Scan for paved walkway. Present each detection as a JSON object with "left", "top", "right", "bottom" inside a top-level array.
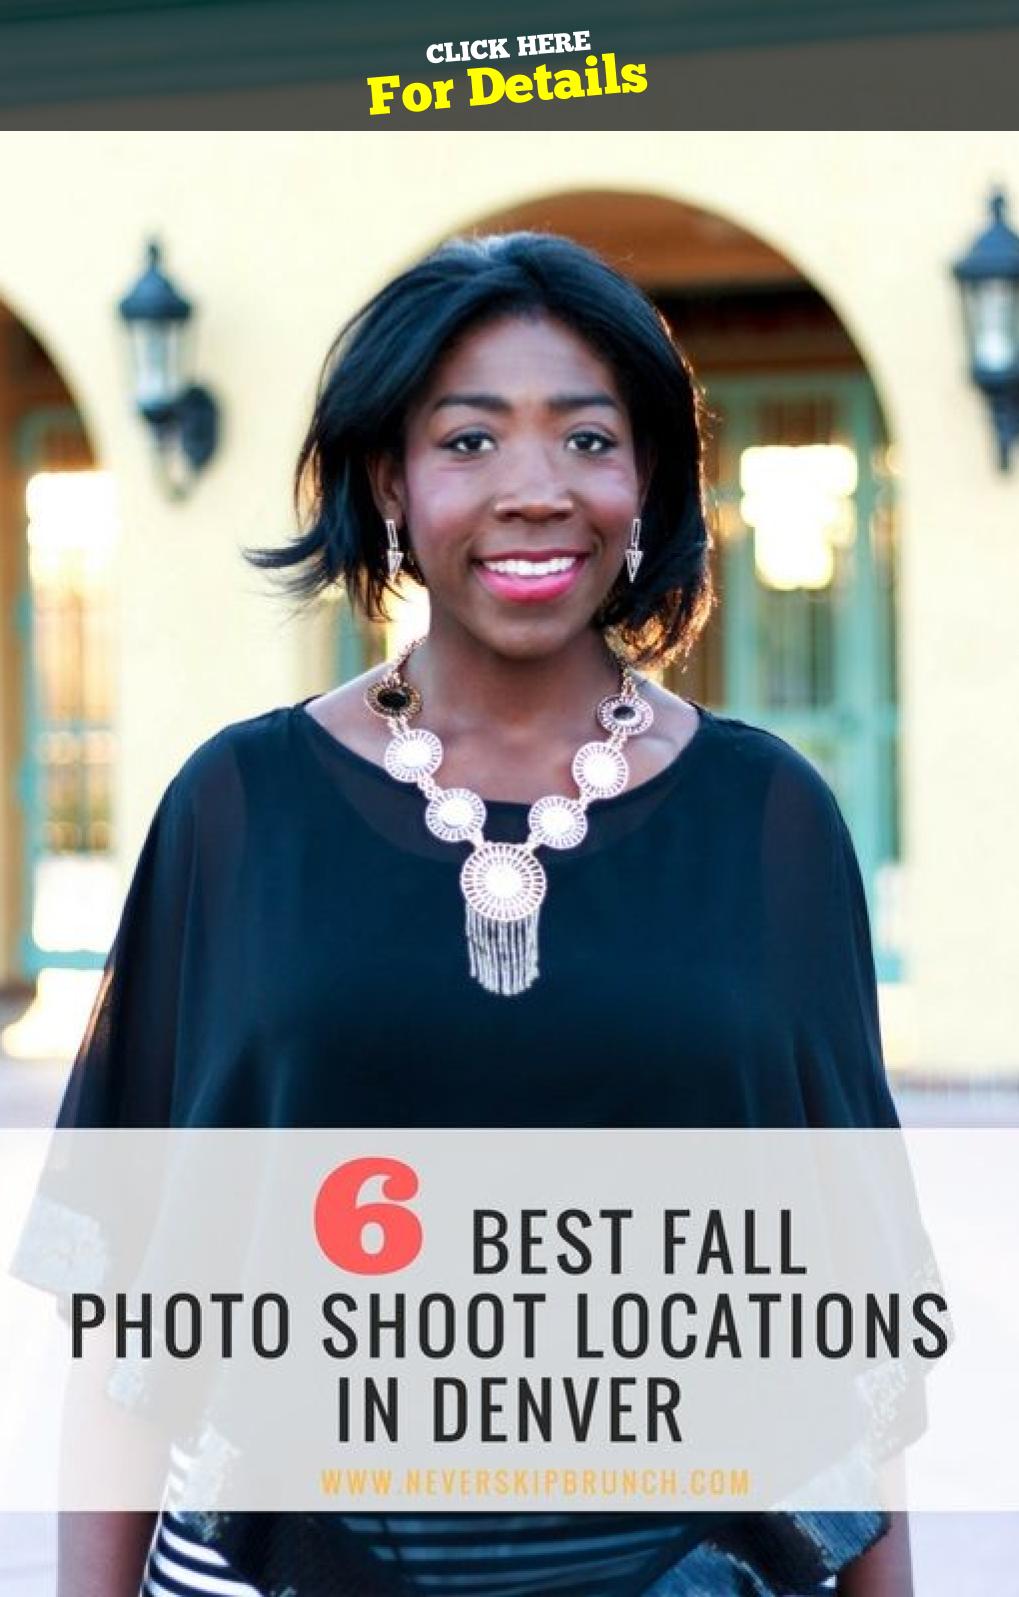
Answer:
[{"left": 2, "top": 1047, "right": 1017, "bottom": 1592}]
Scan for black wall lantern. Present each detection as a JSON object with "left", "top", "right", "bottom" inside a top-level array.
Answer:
[
  {"left": 118, "top": 240, "right": 220, "bottom": 498},
  {"left": 952, "top": 189, "right": 1019, "bottom": 472}
]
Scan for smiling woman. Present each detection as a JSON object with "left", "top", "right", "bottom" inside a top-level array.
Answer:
[{"left": 54, "top": 233, "right": 914, "bottom": 1597}]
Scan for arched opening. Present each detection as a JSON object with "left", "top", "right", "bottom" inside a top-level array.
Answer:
[
  {"left": 335, "top": 191, "right": 902, "bottom": 980},
  {"left": 0, "top": 302, "right": 116, "bottom": 1056}
]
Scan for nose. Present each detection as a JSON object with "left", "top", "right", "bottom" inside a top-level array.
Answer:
[{"left": 492, "top": 448, "right": 574, "bottom": 522}]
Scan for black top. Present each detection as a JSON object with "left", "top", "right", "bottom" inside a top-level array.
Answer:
[
  {"left": 61, "top": 698, "right": 897, "bottom": 1135},
  {"left": 56, "top": 695, "right": 899, "bottom": 1596}
]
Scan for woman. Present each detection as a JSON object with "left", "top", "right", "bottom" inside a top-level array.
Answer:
[{"left": 56, "top": 232, "right": 914, "bottom": 1594}]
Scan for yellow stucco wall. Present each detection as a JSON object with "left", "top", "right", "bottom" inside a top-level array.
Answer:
[{"left": 0, "top": 130, "right": 1016, "bottom": 1074}]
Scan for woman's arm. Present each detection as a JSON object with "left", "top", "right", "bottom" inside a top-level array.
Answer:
[
  {"left": 55, "top": 1319, "right": 166, "bottom": 1597},
  {"left": 837, "top": 1511, "right": 913, "bottom": 1596},
  {"left": 57, "top": 1512, "right": 157, "bottom": 1597}
]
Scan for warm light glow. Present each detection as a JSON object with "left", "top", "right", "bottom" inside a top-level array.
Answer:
[
  {"left": 23, "top": 469, "right": 118, "bottom": 968},
  {"left": 25, "top": 471, "right": 118, "bottom": 590},
  {"left": 882, "top": 443, "right": 903, "bottom": 478},
  {"left": 31, "top": 855, "right": 119, "bottom": 953},
  {"left": 713, "top": 500, "right": 746, "bottom": 543},
  {"left": 0, "top": 968, "right": 101, "bottom": 1063},
  {"left": 740, "top": 444, "right": 858, "bottom": 591},
  {"left": 386, "top": 579, "right": 431, "bottom": 656}
]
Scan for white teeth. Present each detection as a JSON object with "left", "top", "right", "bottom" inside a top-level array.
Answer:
[{"left": 482, "top": 556, "right": 579, "bottom": 577}]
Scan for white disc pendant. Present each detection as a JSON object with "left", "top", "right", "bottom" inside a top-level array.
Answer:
[
  {"left": 425, "top": 786, "right": 486, "bottom": 843},
  {"left": 460, "top": 843, "right": 547, "bottom": 923},
  {"left": 597, "top": 692, "right": 654, "bottom": 737},
  {"left": 572, "top": 741, "right": 629, "bottom": 799},
  {"left": 384, "top": 729, "right": 443, "bottom": 783},
  {"left": 527, "top": 794, "right": 588, "bottom": 850}
]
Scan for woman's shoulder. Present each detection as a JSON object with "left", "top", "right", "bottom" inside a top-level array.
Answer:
[
  {"left": 701, "top": 702, "right": 827, "bottom": 767},
  {"left": 163, "top": 702, "right": 297, "bottom": 814},
  {"left": 684, "top": 697, "right": 843, "bottom": 825}
]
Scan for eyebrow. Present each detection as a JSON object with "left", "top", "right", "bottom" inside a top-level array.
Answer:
[{"left": 430, "top": 391, "right": 621, "bottom": 415}]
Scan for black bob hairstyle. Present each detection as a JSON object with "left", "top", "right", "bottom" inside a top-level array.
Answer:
[{"left": 247, "top": 231, "right": 714, "bottom": 669}]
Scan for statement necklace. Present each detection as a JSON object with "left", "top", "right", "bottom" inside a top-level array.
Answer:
[{"left": 364, "top": 635, "right": 654, "bottom": 997}]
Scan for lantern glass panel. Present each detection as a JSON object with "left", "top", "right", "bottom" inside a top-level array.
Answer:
[
  {"left": 128, "top": 320, "right": 188, "bottom": 416},
  {"left": 962, "top": 276, "right": 1019, "bottom": 376}
]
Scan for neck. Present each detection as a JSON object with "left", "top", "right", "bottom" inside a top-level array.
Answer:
[{"left": 401, "top": 620, "right": 623, "bottom": 741}]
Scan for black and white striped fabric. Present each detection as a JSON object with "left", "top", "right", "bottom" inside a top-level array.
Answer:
[
  {"left": 141, "top": 1447, "right": 697, "bottom": 1597},
  {"left": 143, "top": 1510, "right": 262, "bottom": 1597},
  {"left": 143, "top": 1508, "right": 697, "bottom": 1597},
  {"left": 143, "top": 1445, "right": 262, "bottom": 1596}
]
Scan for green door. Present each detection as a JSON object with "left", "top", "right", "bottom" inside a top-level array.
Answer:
[
  {"left": 690, "top": 372, "right": 901, "bottom": 979},
  {"left": 15, "top": 408, "right": 115, "bottom": 976}
]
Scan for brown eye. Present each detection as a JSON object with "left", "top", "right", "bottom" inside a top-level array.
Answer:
[
  {"left": 445, "top": 431, "right": 495, "bottom": 455},
  {"left": 568, "top": 431, "right": 615, "bottom": 455}
]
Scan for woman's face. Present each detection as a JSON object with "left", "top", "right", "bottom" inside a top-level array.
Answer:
[{"left": 372, "top": 313, "right": 644, "bottom": 660}]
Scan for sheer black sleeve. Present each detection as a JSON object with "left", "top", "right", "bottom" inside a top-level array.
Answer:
[
  {"left": 10, "top": 774, "right": 198, "bottom": 1316},
  {"left": 57, "top": 772, "right": 197, "bottom": 1131},
  {"left": 760, "top": 745, "right": 898, "bottom": 1130}
]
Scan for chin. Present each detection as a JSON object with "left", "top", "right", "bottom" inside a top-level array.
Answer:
[{"left": 472, "top": 616, "right": 598, "bottom": 663}]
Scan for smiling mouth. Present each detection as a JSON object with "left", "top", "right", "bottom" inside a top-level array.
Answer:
[
  {"left": 472, "top": 553, "right": 590, "bottom": 605},
  {"left": 477, "top": 554, "right": 585, "bottom": 578}
]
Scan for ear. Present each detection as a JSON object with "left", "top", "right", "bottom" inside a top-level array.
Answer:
[{"left": 365, "top": 450, "right": 408, "bottom": 529}]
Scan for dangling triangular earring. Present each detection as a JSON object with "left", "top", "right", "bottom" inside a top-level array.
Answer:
[
  {"left": 626, "top": 517, "right": 643, "bottom": 582},
  {"left": 385, "top": 518, "right": 403, "bottom": 580}
]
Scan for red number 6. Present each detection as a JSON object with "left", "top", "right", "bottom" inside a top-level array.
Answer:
[{"left": 314, "top": 1156, "right": 422, "bottom": 1274}]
